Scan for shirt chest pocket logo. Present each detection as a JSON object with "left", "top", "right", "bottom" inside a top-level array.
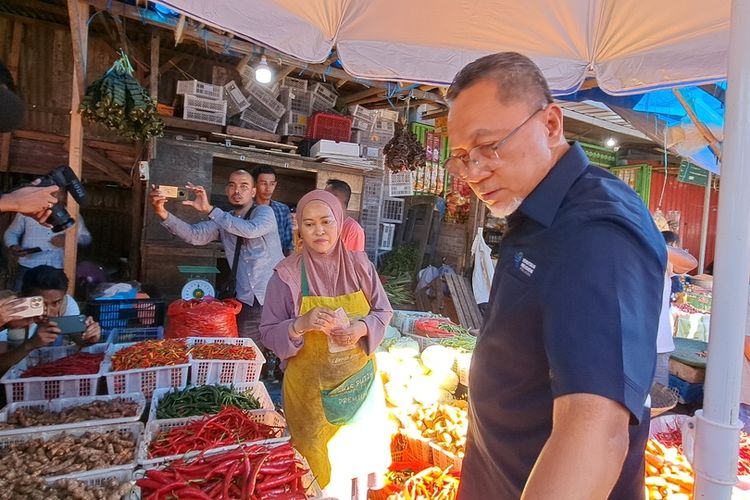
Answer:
[{"left": 513, "top": 252, "right": 537, "bottom": 278}]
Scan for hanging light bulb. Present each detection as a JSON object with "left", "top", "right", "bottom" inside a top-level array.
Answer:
[
  {"left": 255, "top": 55, "right": 272, "bottom": 84},
  {"left": 605, "top": 137, "right": 617, "bottom": 148}
]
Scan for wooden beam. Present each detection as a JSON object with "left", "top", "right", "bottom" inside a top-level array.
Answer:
[
  {"left": 62, "top": 141, "right": 132, "bottom": 186},
  {"left": 580, "top": 78, "right": 599, "bottom": 91},
  {"left": 341, "top": 87, "right": 383, "bottom": 105},
  {"left": 174, "top": 14, "right": 187, "bottom": 46},
  {"left": 86, "top": 0, "right": 447, "bottom": 104},
  {"left": 67, "top": 0, "right": 89, "bottom": 99},
  {"left": 672, "top": 88, "right": 722, "bottom": 160},
  {"left": 65, "top": 0, "right": 89, "bottom": 293},
  {"left": 1, "top": 22, "right": 23, "bottom": 172}
]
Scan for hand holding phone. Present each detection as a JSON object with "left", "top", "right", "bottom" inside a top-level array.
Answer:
[
  {"left": 15, "top": 296, "right": 45, "bottom": 319},
  {"left": 47, "top": 315, "right": 87, "bottom": 335}
]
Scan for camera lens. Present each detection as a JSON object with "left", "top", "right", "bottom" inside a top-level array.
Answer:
[{"left": 47, "top": 204, "right": 75, "bottom": 233}]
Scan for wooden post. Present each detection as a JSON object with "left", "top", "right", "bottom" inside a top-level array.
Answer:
[
  {"left": 64, "top": 0, "right": 89, "bottom": 293},
  {"left": 673, "top": 88, "right": 723, "bottom": 160},
  {"left": 0, "top": 22, "right": 24, "bottom": 172}
]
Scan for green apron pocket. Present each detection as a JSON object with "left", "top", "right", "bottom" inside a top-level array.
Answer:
[{"left": 319, "top": 359, "right": 375, "bottom": 425}]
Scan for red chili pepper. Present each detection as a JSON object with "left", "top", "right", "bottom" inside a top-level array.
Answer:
[
  {"left": 190, "top": 343, "right": 258, "bottom": 361},
  {"left": 111, "top": 339, "right": 187, "bottom": 371},
  {"left": 21, "top": 352, "right": 104, "bottom": 378}
]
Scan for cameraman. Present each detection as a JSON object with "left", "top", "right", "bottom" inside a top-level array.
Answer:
[{"left": 0, "top": 60, "right": 61, "bottom": 222}]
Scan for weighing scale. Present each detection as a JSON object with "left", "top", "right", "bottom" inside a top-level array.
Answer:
[{"left": 178, "top": 265, "right": 221, "bottom": 300}]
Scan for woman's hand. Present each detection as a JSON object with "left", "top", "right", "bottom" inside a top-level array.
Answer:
[
  {"left": 329, "top": 320, "right": 368, "bottom": 348},
  {"left": 29, "top": 321, "right": 61, "bottom": 349},
  {"left": 295, "top": 307, "right": 338, "bottom": 334},
  {"left": 81, "top": 317, "right": 101, "bottom": 344}
]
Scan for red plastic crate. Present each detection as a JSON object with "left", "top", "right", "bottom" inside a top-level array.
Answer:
[{"left": 306, "top": 112, "right": 353, "bottom": 142}]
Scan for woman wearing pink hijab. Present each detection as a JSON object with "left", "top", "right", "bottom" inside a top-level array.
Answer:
[{"left": 260, "top": 190, "right": 392, "bottom": 499}]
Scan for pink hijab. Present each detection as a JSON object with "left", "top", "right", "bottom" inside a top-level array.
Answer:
[{"left": 275, "top": 190, "right": 377, "bottom": 310}]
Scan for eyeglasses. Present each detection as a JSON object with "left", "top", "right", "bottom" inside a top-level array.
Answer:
[{"left": 444, "top": 105, "right": 547, "bottom": 178}]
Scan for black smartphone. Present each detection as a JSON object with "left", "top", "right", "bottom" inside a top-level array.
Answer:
[
  {"left": 18, "top": 247, "right": 42, "bottom": 256},
  {"left": 48, "top": 315, "right": 87, "bottom": 335}
]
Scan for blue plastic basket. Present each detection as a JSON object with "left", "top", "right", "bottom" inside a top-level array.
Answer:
[
  {"left": 106, "top": 327, "right": 164, "bottom": 344},
  {"left": 85, "top": 299, "right": 166, "bottom": 333}
]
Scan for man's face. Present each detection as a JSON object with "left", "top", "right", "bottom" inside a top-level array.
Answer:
[
  {"left": 38, "top": 289, "right": 66, "bottom": 317},
  {"left": 255, "top": 173, "right": 277, "bottom": 203},
  {"left": 225, "top": 173, "right": 255, "bottom": 208},
  {"left": 447, "top": 79, "right": 558, "bottom": 218},
  {"left": 324, "top": 186, "right": 348, "bottom": 210}
]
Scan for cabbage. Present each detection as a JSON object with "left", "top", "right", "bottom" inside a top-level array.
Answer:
[
  {"left": 409, "top": 374, "right": 456, "bottom": 406},
  {"left": 385, "top": 381, "right": 413, "bottom": 407},
  {"left": 429, "top": 369, "right": 459, "bottom": 393},
  {"left": 400, "top": 357, "right": 429, "bottom": 378},
  {"left": 421, "top": 345, "right": 457, "bottom": 373},
  {"left": 388, "top": 336, "right": 420, "bottom": 360}
]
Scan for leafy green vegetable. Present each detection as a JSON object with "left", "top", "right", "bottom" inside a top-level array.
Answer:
[{"left": 80, "top": 50, "right": 164, "bottom": 141}]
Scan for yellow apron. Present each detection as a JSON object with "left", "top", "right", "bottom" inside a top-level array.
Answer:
[{"left": 283, "top": 261, "right": 391, "bottom": 496}]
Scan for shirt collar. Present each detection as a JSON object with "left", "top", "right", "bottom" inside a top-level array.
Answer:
[{"left": 517, "top": 142, "right": 589, "bottom": 227}]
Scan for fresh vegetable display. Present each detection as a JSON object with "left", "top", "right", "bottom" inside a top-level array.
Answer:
[
  {"left": 148, "top": 406, "right": 282, "bottom": 458},
  {"left": 80, "top": 50, "right": 164, "bottom": 141},
  {"left": 156, "top": 384, "right": 262, "bottom": 419},
  {"left": 381, "top": 274, "right": 415, "bottom": 306},
  {"left": 412, "top": 319, "right": 466, "bottom": 339},
  {"left": 374, "top": 461, "right": 433, "bottom": 498},
  {"left": 392, "top": 466, "right": 460, "bottom": 500},
  {"left": 644, "top": 438, "right": 694, "bottom": 500},
  {"left": 379, "top": 243, "right": 420, "bottom": 279},
  {"left": 398, "top": 401, "right": 469, "bottom": 458},
  {"left": 137, "top": 442, "right": 312, "bottom": 499},
  {"left": 0, "top": 398, "right": 139, "bottom": 429},
  {"left": 439, "top": 332, "right": 477, "bottom": 352},
  {"left": 0, "top": 429, "right": 137, "bottom": 495},
  {"left": 110, "top": 339, "right": 188, "bottom": 371},
  {"left": 190, "top": 343, "right": 258, "bottom": 361},
  {"left": 0, "top": 476, "right": 132, "bottom": 500},
  {"left": 20, "top": 352, "right": 104, "bottom": 378}
]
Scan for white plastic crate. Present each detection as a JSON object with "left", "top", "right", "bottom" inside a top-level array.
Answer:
[
  {"left": 240, "top": 107, "right": 281, "bottom": 133},
  {"left": 281, "top": 76, "right": 308, "bottom": 91},
  {"left": 1, "top": 344, "right": 107, "bottom": 403},
  {"left": 183, "top": 94, "right": 227, "bottom": 114},
  {"left": 381, "top": 197, "right": 405, "bottom": 223},
  {"left": 388, "top": 170, "right": 415, "bottom": 197},
  {"left": 245, "top": 81, "right": 286, "bottom": 118},
  {"left": 280, "top": 110, "right": 308, "bottom": 126},
  {"left": 224, "top": 80, "right": 251, "bottom": 116},
  {"left": 379, "top": 223, "right": 396, "bottom": 251},
  {"left": 176, "top": 79, "right": 223, "bottom": 100},
  {"left": 0, "top": 421, "right": 143, "bottom": 476},
  {"left": 279, "top": 122, "right": 307, "bottom": 136},
  {"left": 361, "top": 144, "right": 381, "bottom": 159},
  {"left": 375, "top": 108, "right": 400, "bottom": 122},
  {"left": 404, "top": 332, "right": 441, "bottom": 351},
  {"left": 107, "top": 327, "right": 164, "bottom": 344},
  {"left": 137, "top": 409, "right": 288, "bottom": 467},
  {"left": 279, "top": 87, "right": 312, "bottom": 115},
  {"left": 102, "top": 342, "right": 189, "bottom": 400},
  {"left": 310, "top": 82, "right": 338, "bottom": 109},
  {"left": 187, "top": 337, "right": 266, "bottom": 385},
  {"left": 391, "top": 310, "right": 440, "bottom": 331},
  {"left": 45, "top": 465, "right": 135, "bottom": 488},
  {"left": 349, "top": 105, "right": 376, "bottom": 126},
  {"left": 148, "top": 382, "right": 275, "bottom": 422},
  {"left": 361, "top": 130, "right": 395, "bottom": 149},
  {"left": 374, "top": 118, "right": 397, "bottom": 134},
  {"left": 183, "top": 106, "right": 226, "bottom": 126},
  {"left": 0, "top": 392, "right": 146, "bottom": 437}
]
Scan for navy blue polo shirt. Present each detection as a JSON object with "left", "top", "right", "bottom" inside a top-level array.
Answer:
[{"left": 459, "top": 143, "right": 666, "bottom": 500}]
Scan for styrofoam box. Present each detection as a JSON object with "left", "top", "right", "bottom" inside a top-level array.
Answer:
[
  {"left": 0, "top": 421, "right": 143, "bottom": 477},
  {"left": 311, "top": 139, "right": 361, "bottom": 158},
  {"left": 102, "top": 342, "right": 189, "bottom": 400},
  {"left": 148, "top": 381, "right": 275, "bottom": 422},
  {"left": 1, "top": 344, "right": 107, "bottom": 403},
  {"left": 0, "top": 392, "right": 146, "bottom": 437},
  {"left": 187, "top": 337, "right": 266, "bottom": 385},
  {"left": 137, "top": 409, "right": 288, "bottom": 468}
]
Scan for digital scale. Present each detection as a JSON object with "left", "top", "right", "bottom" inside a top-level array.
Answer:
[{"left": 178, "top": 265, "right": 220, "bottom": 300}]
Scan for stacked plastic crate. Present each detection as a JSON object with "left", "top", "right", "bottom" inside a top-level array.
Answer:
[
  {"left": 277, "top": 77, "right": 310, "bottom": 136},
  {"left": 351, "top": 107, "right": 399, "bottom": 160},
  {"left": 239, "top": 81, "right": 286, "bottom": 134},
  {"left": 176, "top": 80, "right": 228, "bottom": 126}
]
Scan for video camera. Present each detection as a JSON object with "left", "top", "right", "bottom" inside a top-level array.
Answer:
[{"left": 34, "top": 165, "right": 87, "bottom": 233}]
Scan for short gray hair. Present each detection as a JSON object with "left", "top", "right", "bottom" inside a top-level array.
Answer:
[{"left": 447, "top": 52, "right": 553, "bottom": 108}]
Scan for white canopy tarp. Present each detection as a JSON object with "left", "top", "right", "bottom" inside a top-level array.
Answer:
[{"left": 158, "top": 0, "right": 730, "bottom": 95}]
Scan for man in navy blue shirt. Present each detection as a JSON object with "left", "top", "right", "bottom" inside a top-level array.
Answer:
[{"left": 445, "top": 52, "right": 666, "bottom": 499}]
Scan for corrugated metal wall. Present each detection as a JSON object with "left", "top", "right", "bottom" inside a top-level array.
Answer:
[{"left": 648, "top": 170, "right": 718, "bottom": 270}]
